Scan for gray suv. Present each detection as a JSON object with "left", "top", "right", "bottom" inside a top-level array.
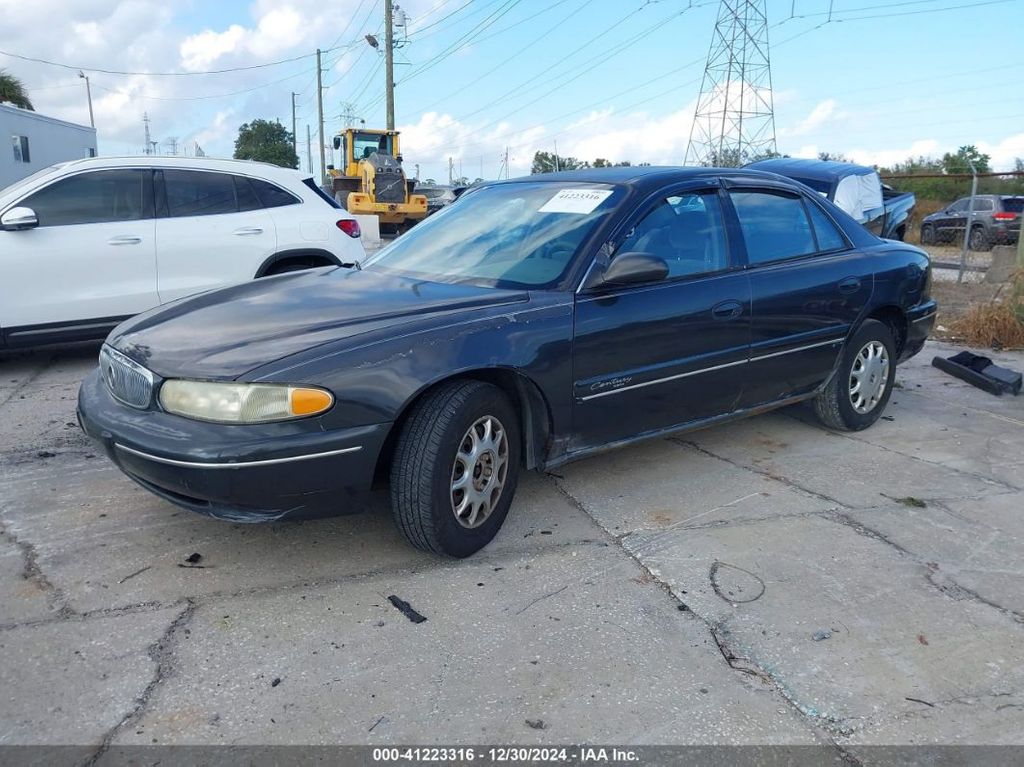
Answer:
[{"left": 921, "top": 194, "right": 1022, "bottom": 250}]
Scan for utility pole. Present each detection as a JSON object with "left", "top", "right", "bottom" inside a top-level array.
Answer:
[
  {"left": 448, "top": 157, "right": 454, "bottom": 185},
  {"left": 307, "top": 124, "right": 313, "bottom": 176},
  {"left": 78, "top": 72, "right": 94, "bottom": 129},
  {"left": 316, "top": 49, "right": 326, "bottom": 183},
  {"left": 291, "top": 92, "right": 298, "bottom": 160},
  {"left": 553, "top": 140, "right": 560, "bottom": 172},
  {"left": 385, "top": 0, "right": 396, "bottom": 130},
  {"left": 385, "top": 0, "right": 395, "bottom": 130},
  {"left": 143, "top": 112, "right": 152, "bottom": 155},
  {"left": 504, "top": 147, "right": 510, "bottom": 179}
]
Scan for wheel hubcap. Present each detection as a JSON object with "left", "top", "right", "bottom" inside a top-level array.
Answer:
[
  {"left": 849, "top": 341, "right": 889, "bottom": 414},
  {"left": 451, "top": 415, "right": 508, "bottom": 528}
]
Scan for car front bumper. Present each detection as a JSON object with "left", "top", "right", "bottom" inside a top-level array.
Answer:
[{"left": 77, "top": 369, "right": 390, "bottom": 522}]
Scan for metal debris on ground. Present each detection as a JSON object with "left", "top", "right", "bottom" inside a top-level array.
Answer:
[
  {"left": 812, "top": 629, "right": 832, "bottom": 641},
  {"left": 388, "top": 595, "right": 427, "bottom": 624}
]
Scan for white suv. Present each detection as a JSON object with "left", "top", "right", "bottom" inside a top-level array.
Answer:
[{"left": 0, "top": 156, "right": 365, "bottom": 348}]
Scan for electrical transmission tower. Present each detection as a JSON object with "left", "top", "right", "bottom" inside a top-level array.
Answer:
[{"left": 684, "top": 0, "right": 777, "bottom": 167}]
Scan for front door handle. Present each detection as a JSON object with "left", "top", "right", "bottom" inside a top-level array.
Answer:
[
  {"left": 108, "top": 235, "right": 142, "bottom": 246},
  {"left": 233, "top": 227, "right": 264, "bottom": 236},
  {"left": 838, "top": 277, "right": 861, "bottom": 294},
  {"left": 712, "top": 299, "right": 744, "bottom": 321}
]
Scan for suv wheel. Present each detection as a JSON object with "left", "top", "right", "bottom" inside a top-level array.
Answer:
[
  {"left": 390, "top": 380, "right": 521, "bottom": 557},
  {"left": 813, "top": 319, "right": 896, "bottom": 431},
  {"left": 969, "top": 226, "right": 991, "bottom": 251},
  {"left": 920, "top": 224, "right": 935, "bottom": 245}
]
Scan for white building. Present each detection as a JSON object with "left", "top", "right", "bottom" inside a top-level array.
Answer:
[{"left": 1, "top": 103, "right": 97, "bottom": 190}]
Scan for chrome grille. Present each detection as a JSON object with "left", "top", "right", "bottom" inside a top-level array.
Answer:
[{"left": 99, "top": 345, "right": 154, "bottom": 409}]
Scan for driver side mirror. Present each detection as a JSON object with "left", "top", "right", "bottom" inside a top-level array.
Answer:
[
  {"left": 1, "top": 206, "right": 38, "bottom": 231},
  {"left": 589, "top": 252, "right": 669, "bottom": 290}
]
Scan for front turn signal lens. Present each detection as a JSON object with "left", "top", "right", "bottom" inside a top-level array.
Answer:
[{"left": 290, "top": 387, "right": 333, "bottom": 416}]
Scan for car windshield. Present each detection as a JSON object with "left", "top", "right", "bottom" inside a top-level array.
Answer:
[{"left": 364, "top": 181, "right": 623, "bottom": 289}]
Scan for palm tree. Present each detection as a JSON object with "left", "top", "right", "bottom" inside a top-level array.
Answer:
[{"left": 0, "top": 70, "right": 34, "bottom": 110}]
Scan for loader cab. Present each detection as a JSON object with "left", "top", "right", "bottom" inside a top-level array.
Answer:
[{"left": 335, "top": 130, "right": 401, "bottom": 176}]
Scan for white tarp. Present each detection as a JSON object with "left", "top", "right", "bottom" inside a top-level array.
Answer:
[{"left": 832, "top": 171, "right": 883, "bottom": 223}]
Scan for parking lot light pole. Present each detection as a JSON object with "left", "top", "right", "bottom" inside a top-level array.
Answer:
[{"left": 78, "top": 71, "right": 94, "bottom": 129}]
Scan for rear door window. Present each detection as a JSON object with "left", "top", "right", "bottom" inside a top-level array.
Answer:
[
  {"left": 250, "top": 178, "right": 300, "bottom": 209},
  {"left": 164, "top": 170, "right": 237, "bottom": 217},
  {"left": 730, "top": 191, "right": 817, "bottom": 264},
  {"left": 805, "top": 202, "right": 848, "bottom": 251}
]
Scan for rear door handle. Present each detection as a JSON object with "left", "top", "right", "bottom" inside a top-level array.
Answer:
[
  {"left": 712, "top": 300, "right": 744, "bottom": 321},
  {"left": 233, "top": 227, "right": 264, "bottom": 236},
  {"left": 108, "top": 235, "right": 142, "bottom": 246},
  {"left": 838, "top": 277, "right": 861, "bottom": 294}
]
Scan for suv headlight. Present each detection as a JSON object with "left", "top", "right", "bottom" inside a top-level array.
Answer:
[{"left": 159, "top": 380, "right": 333, "bottom": 424}]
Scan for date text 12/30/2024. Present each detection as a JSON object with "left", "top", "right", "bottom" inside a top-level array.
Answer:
[{"left": 372, "top": 747, "right": 640, "bottom": 763}]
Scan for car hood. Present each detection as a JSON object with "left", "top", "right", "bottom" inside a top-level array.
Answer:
[{"left": 110, "top": 266, "right": 529, "bottom": 379}]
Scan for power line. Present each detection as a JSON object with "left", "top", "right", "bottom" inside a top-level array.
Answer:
[
  {"left": 0, "top": 46, "right": 347, "bottom": 77},
  {"left": 405, "top": 0, "right": 485, "bottom": 38},
  {"left": 393, "top": 0, "right": 524, "bottom": 87},
  {"left": 90, "top": 68, "right": 315, "bottom": 102}
]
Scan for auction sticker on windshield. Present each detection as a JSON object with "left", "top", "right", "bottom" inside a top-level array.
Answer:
[{"left": 539, "top": 189, "right": 613, "bottom": 214}]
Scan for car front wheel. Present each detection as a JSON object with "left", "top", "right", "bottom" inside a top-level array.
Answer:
[
  {"left": 813, "top": 319, "right": 896, "bottom": 431},
  {"left": 920, "top": 224, "right": 935, "bottom": 245},
  {"left": 390, "top": 380, "right": 521, "bottom": 557}
]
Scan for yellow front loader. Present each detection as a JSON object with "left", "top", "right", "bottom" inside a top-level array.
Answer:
[{"left": 327, "top": 128, "right": 427, "bottom": 232}]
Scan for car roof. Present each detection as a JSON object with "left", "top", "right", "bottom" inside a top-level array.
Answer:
[
  {"left": 499, "top": 165, "right": 785, "bottom": 192},
  {"left": 745, "top": 158, "right": 876, "bottom": 182},
  {"left": 37, "top": 155, "right": 312, "bottom": 183}
]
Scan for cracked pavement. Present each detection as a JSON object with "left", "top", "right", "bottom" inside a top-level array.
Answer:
[{"left": 1, "top": 340, "right": 1022, "bottom": 757}]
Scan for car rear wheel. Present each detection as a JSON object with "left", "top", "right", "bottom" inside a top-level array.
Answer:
[
  {"left": 920, "top": 224, "right": 935, "bottom": 245},
  {"left": 390, "top": 380, "right": 521, "bottom": 557},
  {"left": 969, "top": 226, "right": 991, "bottom": 251},
  {"left": 812, "top": 319, "right": 896, "bottom": 431}
]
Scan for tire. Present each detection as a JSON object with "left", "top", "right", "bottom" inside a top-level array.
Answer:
[
  {"left": 969, "top": 226, "right": 991, "bottom": 252},
  {"left": 920, "top": 224, "right": 935, "bottom": 245},
  {"left": 390, "top": 380, "right": 521, "bottom": 557},
  {"left": 813, "top": 319, "right": 896, "bottom": 432}
]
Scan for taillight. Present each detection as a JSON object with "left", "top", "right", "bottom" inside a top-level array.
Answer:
[
  {"left": 993, "top": 212, "right": 1017, "bottom": 221},
  {"left": 337, "top": 219, "right": 361, "bottom": 238}
]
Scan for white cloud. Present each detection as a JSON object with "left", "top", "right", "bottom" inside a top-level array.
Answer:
[
  {"left": 782, "top": 99, "right": 844, "bottom": 137},
  {"left": 180, "top": 25, "right": 248, "bottom": 71}
]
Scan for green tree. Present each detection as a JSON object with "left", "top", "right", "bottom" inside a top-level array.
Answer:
[
  {"left": 531, "top": 151, "right": 587, "bottom": 174},
  {"left": 941, "top": 145, "right": 991, "bottom": 175},
  {"left": 233, "top": 119, "right": 298, "bottom": 168},
  {"left": 0, "top": 69, "right": 33, "bottom": 110},
  {"left": 818, "top": 151, "right": 851, "bottom": 163}
]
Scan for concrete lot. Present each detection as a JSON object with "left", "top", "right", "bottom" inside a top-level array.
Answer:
[{"left": 1, "top": 340, "right": 1022, "bottom": 758}]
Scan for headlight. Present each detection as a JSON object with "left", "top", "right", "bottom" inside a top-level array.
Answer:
[{"left": 159, "top": 380, "right": 333, "bottom": 424}]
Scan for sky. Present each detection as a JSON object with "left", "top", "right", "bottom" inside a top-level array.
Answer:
[{"left": 2, "top": 0, "right": 1023, "bottom": 183}]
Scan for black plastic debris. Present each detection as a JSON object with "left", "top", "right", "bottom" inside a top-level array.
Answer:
[
  {"left": 185, "top": 552, "right": 202, "bottom": 564},
  {"left": 387, "top": 595, "right": 427, "bottom": 624},
  {"left": 525, "top": 719, "right": 547, "bottom": 730},
  {"left": 932, "top": 351, "right": 1022, "bottom": 396}
]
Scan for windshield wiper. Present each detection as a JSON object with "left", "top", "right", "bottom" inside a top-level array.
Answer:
[{"left": 340, "top": 260, "right": 362, "bottom": 270}]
